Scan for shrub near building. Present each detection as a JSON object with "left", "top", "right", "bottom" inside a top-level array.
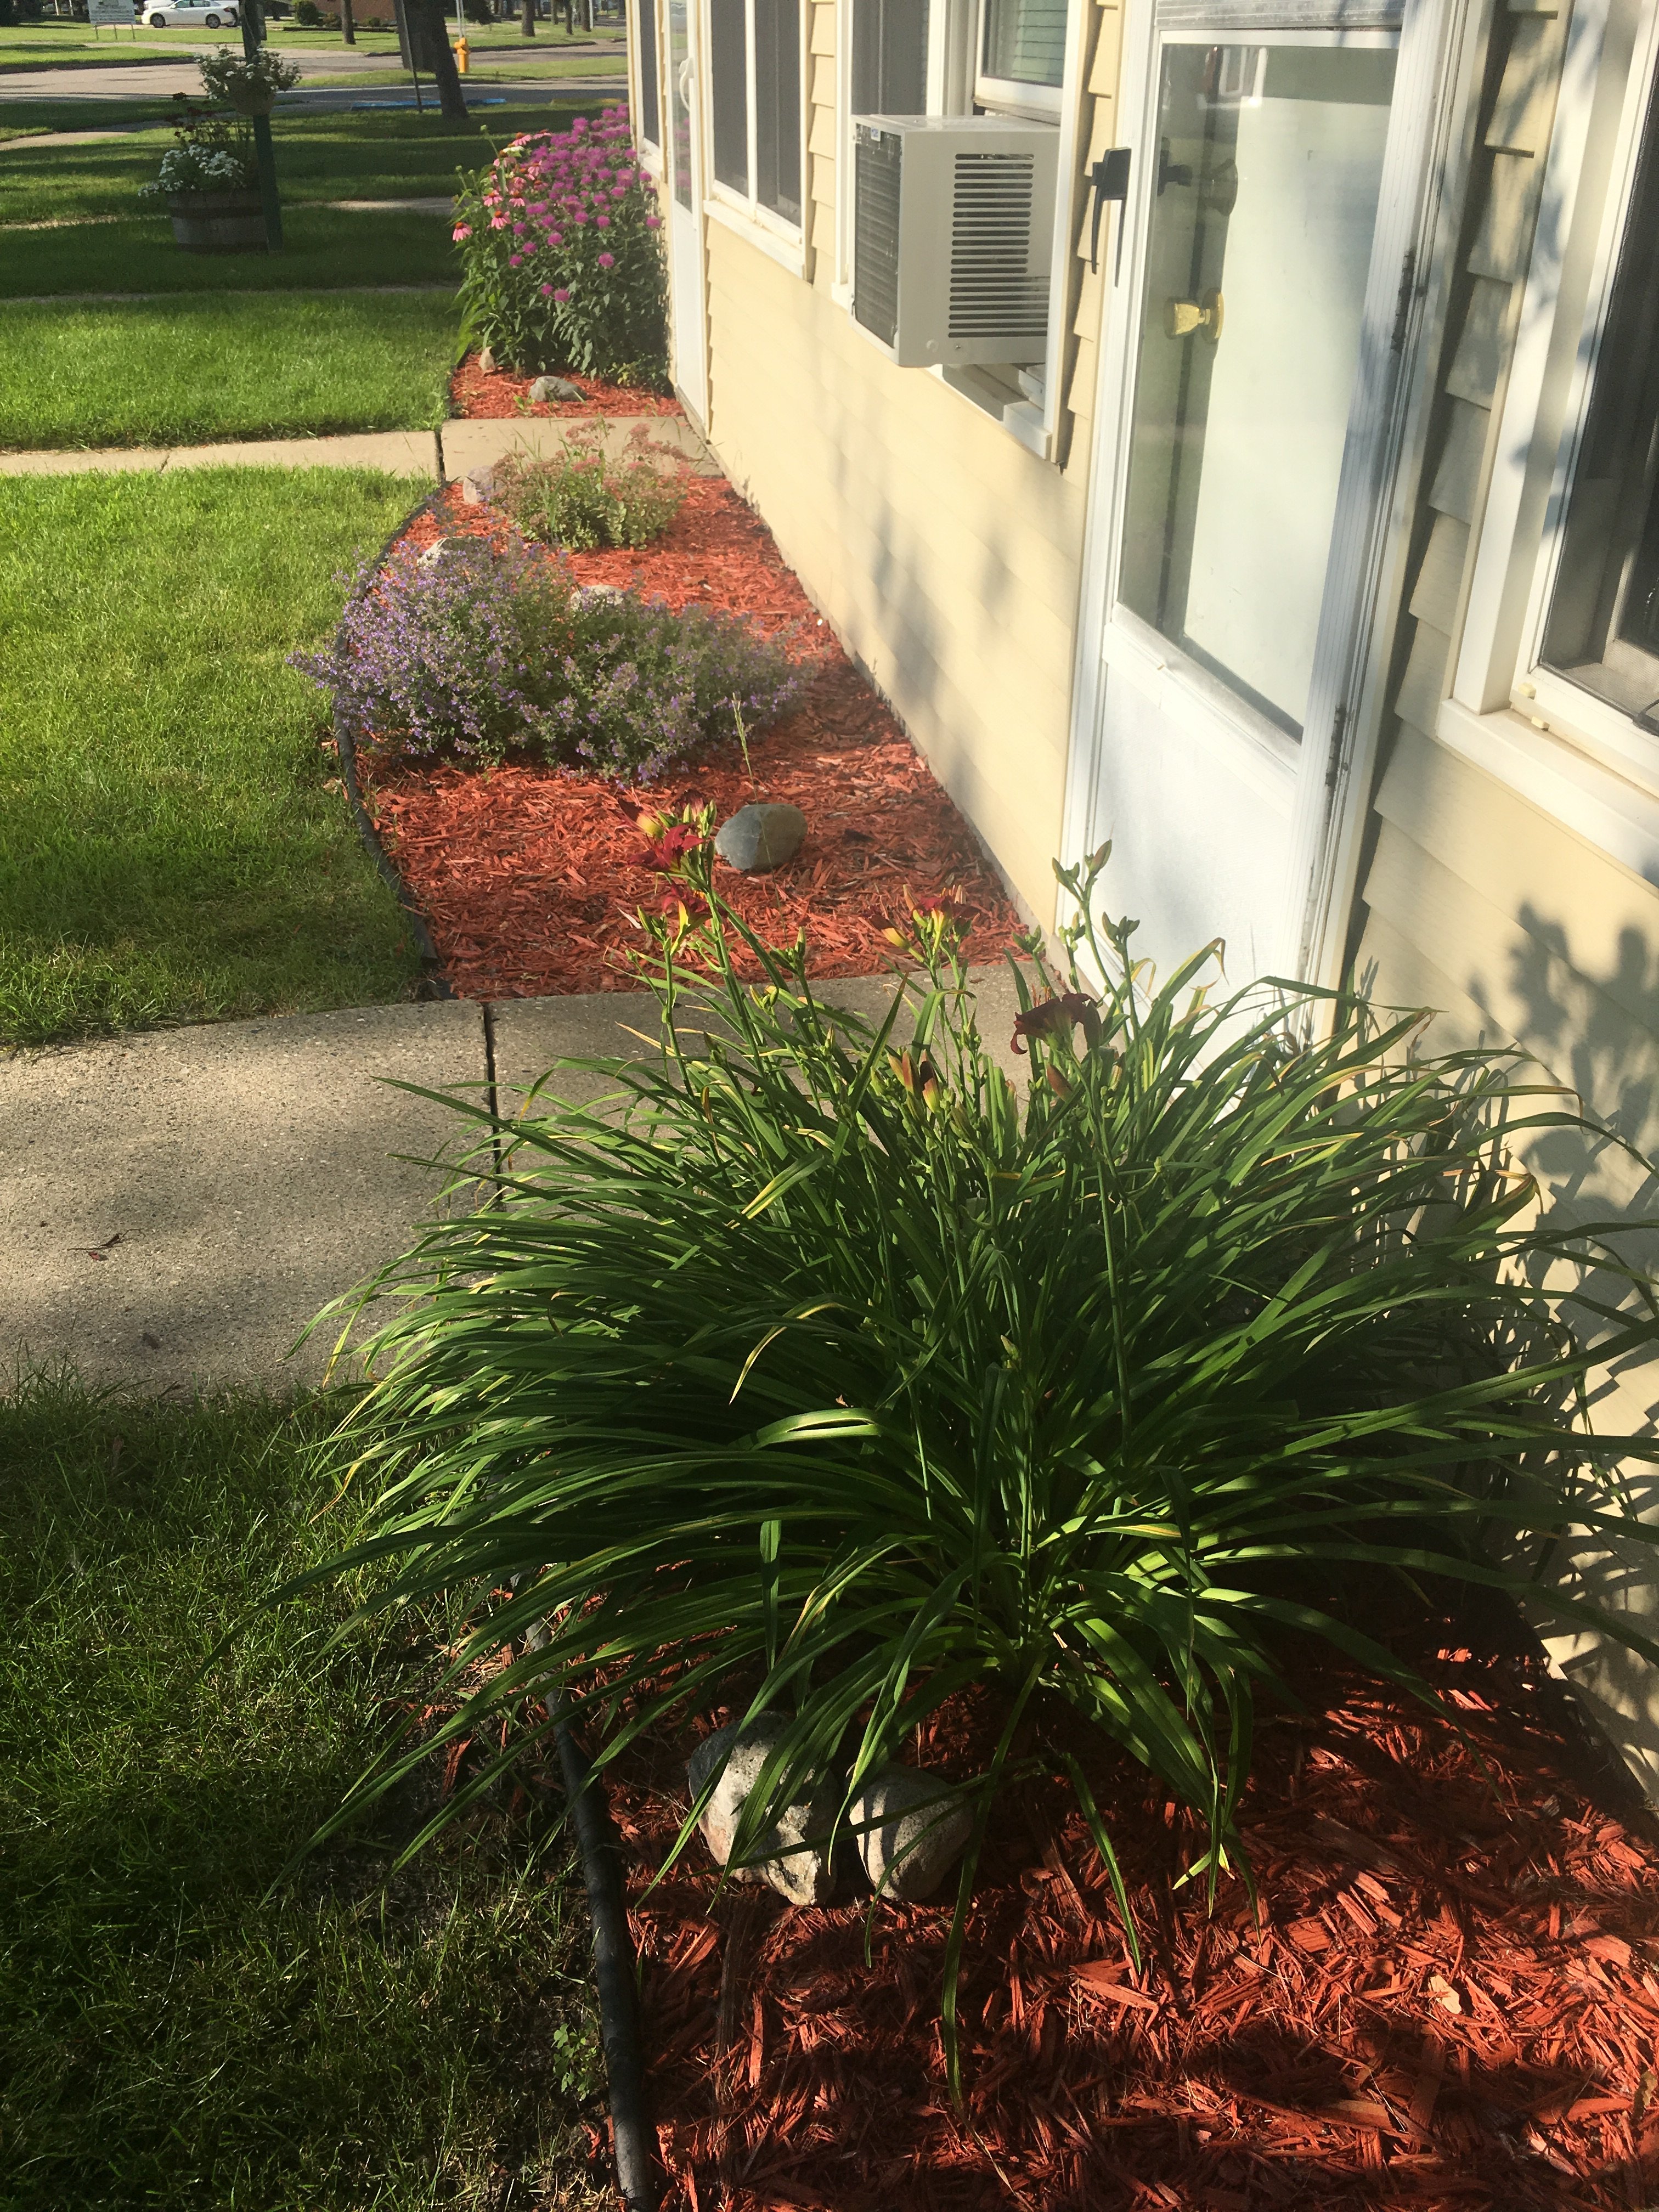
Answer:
[{"left": 452, "top": 105, "right": 667, "bottom": 382}]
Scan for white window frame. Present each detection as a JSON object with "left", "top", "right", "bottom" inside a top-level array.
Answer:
[
  {"left": 631, "top": 0, "right": 666, "bottom": 176},
  {"left": 831, "top": 0, "right": 1088, "bottom": 458},
  {"left": 974, "top": 0, "right": 1066, "bottom": 119},
  {"left": 1441, "top": 0, "right": 1659, "bottom": 857},
  {"left": 703, "top": 0, "right": 810, "bottom": 258}
]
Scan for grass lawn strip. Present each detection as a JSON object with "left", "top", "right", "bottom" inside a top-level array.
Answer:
[
  {"left": 0, "top": 101, "right": 591, "bottom": 227},
  {"left": 0, "top": 290, "right": 456, "bottom": 450},
  {"left": 0, "top": 204, "right": 460, "bottom": 295},
  {"left": 0, "top": 468, "right": 425, "bottom": 1046},
  {"left": 0, "top": 1376, "right": 607, "bottom": 2212}
]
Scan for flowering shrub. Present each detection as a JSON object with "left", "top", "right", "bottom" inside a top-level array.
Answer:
[
  {"left": 294, "top": 535, "right": 802, "bottom": 782},
  {"left": 139, "top": 106, "right": 256, "bottom": 200},
  {"left": 492, "top": 433, "right": 685, "bottom": 551},
  {"left": 452, "top": 106, "right": 668, "bottom": 382},
  {"left": 196, "top": 43, "right": 300, "bottom": 116}
]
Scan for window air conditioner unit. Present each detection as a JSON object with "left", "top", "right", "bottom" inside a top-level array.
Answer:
[{"left": 851, "top": 114, "right": 1059, "bottom": 370}]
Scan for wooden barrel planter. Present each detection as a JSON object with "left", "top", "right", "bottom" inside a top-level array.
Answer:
[{"left": 167, "top": 191, "right": 267, "bottom": 253}]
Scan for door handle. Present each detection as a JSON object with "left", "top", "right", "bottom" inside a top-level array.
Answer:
[
  {"left": 1165, "top": 290, "right": 1223, "bottom": 341},
  {"left": 1087, "top": 147, "right": 1131, "bottom": 280},
  {"left": 676, "top": 55, "right": 694, "bottom": 106}
]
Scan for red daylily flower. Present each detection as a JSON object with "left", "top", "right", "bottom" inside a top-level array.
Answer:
[{"left": 1011, "top": 992, "right": 1096, "bottom": 1054}]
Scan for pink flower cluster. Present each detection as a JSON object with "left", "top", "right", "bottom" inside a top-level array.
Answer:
[
  {"left": 452, "top": 101, "right": 668, "bottom": 379},
  {"left": 478, "top": 105, "right": 658, "bottom": 273}
]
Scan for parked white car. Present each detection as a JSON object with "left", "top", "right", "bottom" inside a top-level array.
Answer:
[{"left": 144, "top": 2, "right": 241, "bottom": 24}]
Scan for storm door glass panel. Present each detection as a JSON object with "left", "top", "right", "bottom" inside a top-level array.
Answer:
[
  {"left": 755, "top": 0, "right": 801, "bottom": 219},
  {"left": 710, "top": 0, "right": 749, "bottom": 193},
  {"left": 669, "top": 0, "right": 693, "bottom": 206},
  {"left": 1118, "top": 40, "right": 1397, "bottom": 737},
  {"left": 638, "top": 0, "right": 661, "bottom": 146},
  {"left": 853, "top": 0, "right": 928, "bottom": 114}
]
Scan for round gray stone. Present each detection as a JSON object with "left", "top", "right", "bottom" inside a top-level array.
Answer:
[
  {"left": 529, "top": 373, "right": 585, "bottom": 403},
  {"left": 687, "top": 1714, "right": 837, "bottom": 1906},
  {"left": 714, "top": 802, "right": 807, "bottom": 873},
  {"left": 849, "top": 1763, "right": 973, "bottom": 1901}
]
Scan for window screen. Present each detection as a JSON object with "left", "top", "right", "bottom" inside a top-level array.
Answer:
[
  {"left": 852, "top": 0, "right": 928, "bottom": 115},
  {"left": 754, "top": 0, "right": 802, "bottom": 220},
  {"left": 637, "top": 0, "right": 661, "bottom": 145},
  {"left": 981, "top": 0, "right": 1066, "bottom": 88},
  {"left": 711, "top": 0, "right": 749, "bottom": 193}
]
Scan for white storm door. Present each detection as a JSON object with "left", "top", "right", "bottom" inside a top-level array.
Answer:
[
  {"left": 1067, "top": 0, "right": 1445, "bottom": 987},
  {"left": 667, "top": 0, "right": 710, "bottom": 424}
]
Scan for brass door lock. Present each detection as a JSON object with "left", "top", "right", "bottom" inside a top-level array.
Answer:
[{"left": 1165, "top": 290, "right": 1224, "bottom": 341}]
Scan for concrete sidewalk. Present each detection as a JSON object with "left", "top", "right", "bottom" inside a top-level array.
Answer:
[
  {"left": 2, "top": 970, "right": 1022, "bottom": 1395},
  {"left": 0, "top": 414, "right": 713, "bottom": 480}
]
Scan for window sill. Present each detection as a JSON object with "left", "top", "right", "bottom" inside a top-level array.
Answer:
[
  {"left": 1434, "top": 696, "right": 1659, "bottom": 890},
  {"left": 934, "top": 363, "right": 1056, "bottom": 460},
  {"left": 704, "top": 195, "right": 806, "bottom": 278}
]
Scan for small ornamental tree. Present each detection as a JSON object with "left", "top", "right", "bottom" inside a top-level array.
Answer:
[{"left": 453, "top": 106, "right": 668, "bottom": 382}]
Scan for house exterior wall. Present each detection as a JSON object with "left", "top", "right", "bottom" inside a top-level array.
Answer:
[
  {"left": 1350, "top": 0, "right": 1659, "bottom": 1795},
  {"left": 653, "top": 0, "right": 1125, "bottom": 928}
]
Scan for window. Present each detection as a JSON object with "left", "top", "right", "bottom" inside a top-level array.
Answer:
[
  {"left": 636, "top": 0, "right": 661, "bottom": 148},
  {"left": 980, "top": 0, "right": 1064, "bottom": 93},
  {"left": 709, "top": 0, "right": 804, "bottom": 227},
  {"left": 852, "top": 0, "right": 928, "bottom": 115},
  {"left": 977, "top": 0, "right": 1065, "bottom": 116},
  {"left": 1538, "top": 67, "right": 1659, "bottom": 728}
]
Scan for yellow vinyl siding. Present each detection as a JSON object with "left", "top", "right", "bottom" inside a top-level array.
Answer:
[
  {"left": 1352, "top": 0, "right": 1659, "bottom": 1793},
  {"left": 703, "top": 227, "right": 1084, "bottom": 913}
]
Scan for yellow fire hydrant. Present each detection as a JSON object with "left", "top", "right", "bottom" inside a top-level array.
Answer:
[{"left": 455, "top": 33, "right": 470, "bottom": 69}]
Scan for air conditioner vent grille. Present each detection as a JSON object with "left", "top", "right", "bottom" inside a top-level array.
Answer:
[
  {"left": 947, "top": 151, "right": 1046, "bottom": 337},
  {"left": 853, "top": 128, "right": 902, "bottom": 347}
]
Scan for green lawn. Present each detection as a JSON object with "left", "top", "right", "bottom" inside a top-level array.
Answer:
[
  {"left": 0, "top": 101, "right": 592, "bottom": 228},
  {"left": 1, "top": 290, "right": 455, "bottom": 448},
  {"left": 0, "top": 469, "right": 427, "bottom": 1045},
  {"left": 0, "top": 1375, "right": 605, "bottom": 2212},
  {"left": 0, "top": 204, "right": 461, "bottom": 294}
]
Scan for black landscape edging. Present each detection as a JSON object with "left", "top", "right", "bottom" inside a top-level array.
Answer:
[
  {"left": 521, "top": 1606, "right": 662, "bottom": 2212},
  {"left": 333, "top": 484, "right": 454, "bottom": 999},
  {"left": 554, "top": 1712, "right": 662, "bottom": 2212}
]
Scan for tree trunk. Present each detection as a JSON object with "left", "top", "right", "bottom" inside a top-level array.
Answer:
[
  {"left": 339, "top": 0, "right": 355, "bottom": 41},
  {"left": 411, "top": 0, "right": 469, "bottom": 111},
  {"left": 520, "top": 0, "right": 534, "bottom": 35}
]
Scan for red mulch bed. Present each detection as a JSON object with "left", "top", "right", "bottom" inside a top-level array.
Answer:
[
  {"left": 360, "top": 475, "right": 1021, "bottom": 999},
  {"left": 594, "top": 1609, "right": 1659, "bottom": 2212},
  {"left": 450, "top": 349, "right": 685, "bottom": 420}
]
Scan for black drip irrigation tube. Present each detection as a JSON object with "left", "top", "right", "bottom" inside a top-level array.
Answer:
[
  {"left": 524, "top": 1622, "right": 662, "bottom": 2211},
  {"left": 332, "top": 486, "right": 454, "bottom": 999},
  {"left": 337, "top": 505, "right": 660, "bottom": 2205}
]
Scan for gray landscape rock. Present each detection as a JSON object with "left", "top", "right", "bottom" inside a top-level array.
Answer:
[
  {"left": 529, "top": 373, "right": 584, "bottom": 403},
  {"left": 714, "top": 802, "right": 808, "bottom": 873},
  {"left": 460, "top": 466, "right": 496, "bottom": 507},
  {"left": 850, "top": 1763, "right": 973, "bottom": 1901},
  {"left": 687, "top": 1715, "right": 837, "bottom": 1906},
  {"left": 416, "top": 536, "right": 453, "bottom": 568}
]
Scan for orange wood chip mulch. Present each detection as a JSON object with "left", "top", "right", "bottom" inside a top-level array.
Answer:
[
  {"left": 362, "top": 476, "right": 1020, "bottom": 1000},
  {"left": 450, "top": 349, "right": 686, "bottom": 420},
  {"left": 594, "top": 1617, "right": 1659, "bottom": 2212}
]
